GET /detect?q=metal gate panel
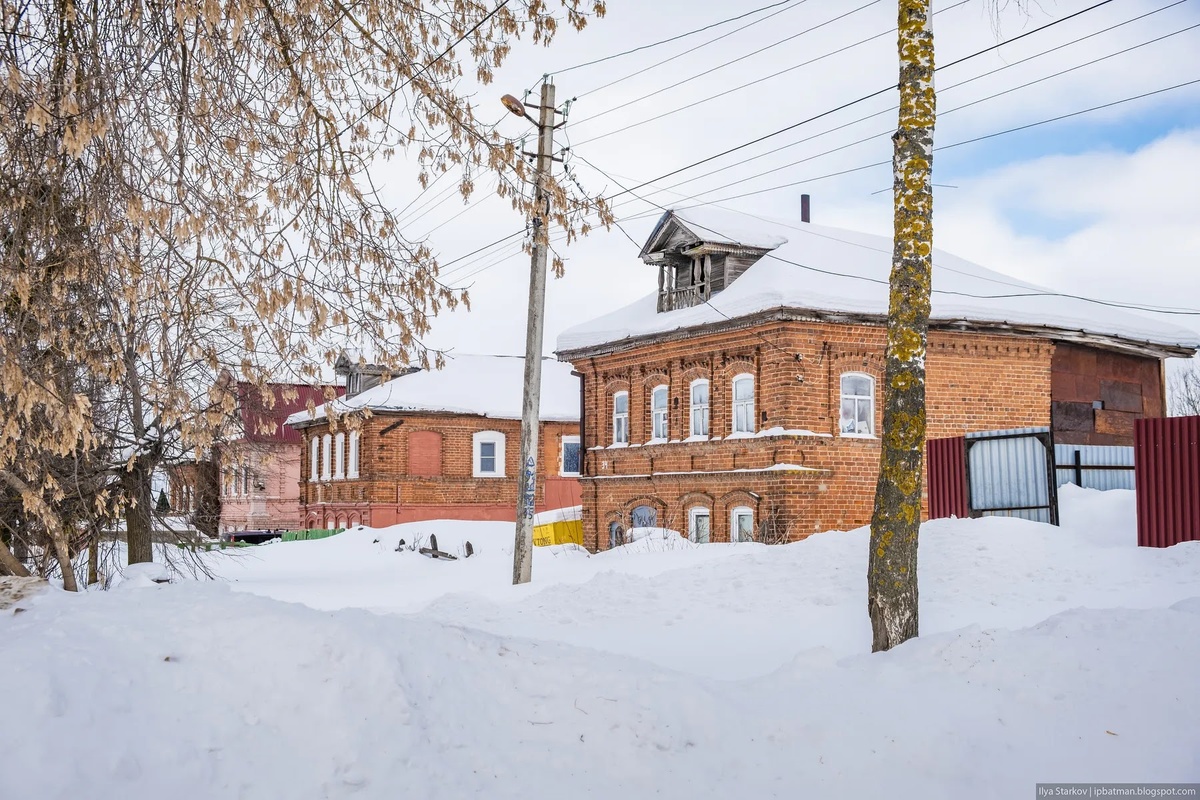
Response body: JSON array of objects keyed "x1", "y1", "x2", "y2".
[
  {"x1": 1134, "y1": 415, "x2": 1200, "y2": 548},
  {"x1": 965, "y1": 427, "x2": 1059, "y2": 525}
]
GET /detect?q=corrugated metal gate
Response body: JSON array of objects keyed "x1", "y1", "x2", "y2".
[
  {"x1": 927, "y1": 436, "x2": 968, "y2": 519},
  {"x1": 1134, "y1": 415, "x2": 1200, "y2": 548},
  {"x1": 928, "y1": 428, "x2": 1060, "y2": 523},
  {"x1": 965, "y1": 427, "x2": 1059, "y2": 524}
]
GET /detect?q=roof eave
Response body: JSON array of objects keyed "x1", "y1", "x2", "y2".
[{"x1": 557, "y1": 307, "x2": 1198, "y2": 362}]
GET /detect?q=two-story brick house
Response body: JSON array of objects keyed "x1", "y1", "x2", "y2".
[
  {"x1": 286, "y1": 354, "x2": 583, "y2": 528},
  {"x1": 556, "y1": 207, "x2": 1198, "y2": 550}
]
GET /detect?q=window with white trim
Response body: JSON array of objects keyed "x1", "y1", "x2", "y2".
[
  {"x1": 732, "y1": 374, "x2": 755, "y2": 434},
  {"x1": 731, "y1": 506, "x2": 754, "y2": 543},
  {"x1": 689, "y1": 507, "x2": 711, "y2": 544},
  {"x1": 334, "y1": 432, "x2": 345, "y2": 479},
  {"x1": 840, "y1": 372, "x2": 875, "y2": 436},
  {"x1": 560, "y1": 435, "x2": 581, "y2": 476},
  {"x1": 321, "y1": 433, "x2": 332, "y2": 480},
  {"x1": 473, "y1": 430, "x2": 506, "y2": 478},
  {"x1": 650, "y1": 385, "x2": 668, "y2": 440},
  {"x1": 612, "y1": 391, "x2": 629, "y2": 445},
  {"x1": 310, "y1": 438, "x2": 319, "y2": 481},
  {"x1": 347, "y1": 430, "x2": 360, "y2": 478},
  {"x1": 690, "y1": 379, "x2": 710, "y2": 437}
]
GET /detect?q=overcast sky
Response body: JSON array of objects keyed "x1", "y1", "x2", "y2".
[{"x1": 372, "y1": 0, "x2": 1200, "y2": 362}]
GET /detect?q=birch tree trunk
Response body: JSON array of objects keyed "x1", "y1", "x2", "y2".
[{"x1": 868, "y1": 0, "x2": 936, "y2": 653}]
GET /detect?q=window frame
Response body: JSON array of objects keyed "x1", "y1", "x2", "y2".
[
  {"x1": 472, "y1": 430, "x2": 506, "y2": 478},
  {"x1": 612, "y1": 391, "x2": 629, "y2": 445},
  {"x1": 334, "y1": 432, "x2": 345, "y2": 479},
  {"x1": 650, "y1": 384, "x2": 669, "y2": 441},
  {"x1": 732, "y1": 373, "x2": 755, "y2": 434},
  {"x1": 560, "y1": 434, "x2": 581, "y2": 477},
  {"x1": 347, "y1": 430, "x2": 360, "y2": 478},
  {"x1": 310, "y1": 438, "x2": 319, "y2": 481},
  {"x1": 321, "y1": 433, "x2": 332, "y2": 480},
  {"x1": 688, "y1": 507, "x2": 711, "y2": 544},
  {"x1": 689, "y1": 378, "x2": 710, "y2": 438},
  {"x1": 839, "y1": 372, "x2": 876, "y2": 438},
  {"x1": 730, "y1": 506, "x2": 754, "y2": 543}
]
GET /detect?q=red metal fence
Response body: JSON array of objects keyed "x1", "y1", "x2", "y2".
[
  {"x1": 1134, "y1": 416, "x2": 1200, "y2": 548},
  {"x1": 927, "y1": 436, "x2": 968, "y2": 520}
]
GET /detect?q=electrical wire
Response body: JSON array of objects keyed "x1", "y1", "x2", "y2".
[
  {"x1": 549, "y1": 0, "x2": 794, "y2": 75},
  {"x1": 570, "y1": 0, "x2": 882, "y2": 129}
]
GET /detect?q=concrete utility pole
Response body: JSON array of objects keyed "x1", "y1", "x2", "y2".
[{"x1": 509, "y1": 79, "x2": 558, "y2": 585}]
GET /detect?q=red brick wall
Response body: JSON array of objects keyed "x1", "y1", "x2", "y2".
[
  {"x1": 567, "y1": 319, "x2": 1056, "y2": 549},
  {"x1": 296, "y1": 414, "x2": 581, "y2": 528}
]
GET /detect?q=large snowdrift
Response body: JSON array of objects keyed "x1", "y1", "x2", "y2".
[{"x1": 2, "y1": 486, "x2": 1197, "y2": 799}]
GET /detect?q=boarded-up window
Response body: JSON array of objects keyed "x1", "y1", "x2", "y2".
[{"x1": 408, "y1": 431, "x2": 443, "y2": 477}]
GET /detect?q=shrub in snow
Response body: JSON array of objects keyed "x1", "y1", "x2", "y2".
[{"x1": 114, "y1": 562, "x2": 173, "y2": 589}]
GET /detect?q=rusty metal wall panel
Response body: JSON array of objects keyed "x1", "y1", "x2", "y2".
[
  {"x1": 1135, "y1": 416, "x2": 1200, "y2": 548},
  {"x1": 927, "y1": 436, "x2": 968, "y2": 519},
  {"x1": 1054, "y1": 444, "x2": 1135, "y2": 491}
]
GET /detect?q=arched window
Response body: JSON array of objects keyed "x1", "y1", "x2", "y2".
[
  {"x1": 650, "y1": 385, "x2": 668, "y2": 441},
  {"x1": 732, "y1": 373, "x2": 755, "y2": 434},
  {"x1": 473, "y1": 430, "x2": 506, "y2": 478},
  {"x1": 731, "y1": 506, "x2": 754, "y2": 543},
  {"x1": 334, "y1": 432, "x2": 345, "y2": 479},
  {"x1": 608, "y1": 521, "x2": 625, "y2": 549},
  {"x1": 321, "y1": 433, "x2": 332, "y2": 480},
  {"x1": 612, "y1": 391, "x2": 629, "y2": 445},
  {"x1": 310, "y1": 438, "x2": 319, "y2": 481},
  {"x1": 631, "y1": 504, "x2": 657, "y2": 529},
  {"x1": 689, "y1": 507, "x2": 711, "y2": 544},
  {"x1": 347, "y1": 430, "x2": 360, "y2": 478},
  {"x1": 840, "y1": 373, "x2": 875, "y2": 436},
  {"x1": 690, "y1": 379, "x2": 710, "y2": 437}
]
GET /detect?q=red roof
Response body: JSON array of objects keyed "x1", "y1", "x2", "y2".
[{"x1": 237, "y1": 382, "x2": 342, "y2": 444}]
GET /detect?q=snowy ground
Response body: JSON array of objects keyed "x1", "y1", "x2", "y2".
[{"x1": 3, "y1": 485, "x2": 1198, "y2": 798}]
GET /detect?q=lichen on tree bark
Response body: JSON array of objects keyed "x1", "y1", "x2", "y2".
[{"x1": 868, "y1": 0, "x2": 935, "y2": 653}]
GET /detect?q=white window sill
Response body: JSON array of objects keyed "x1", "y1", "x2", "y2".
[
  {"x1": 725, "y1": 431, "x2": 756, "y2": 440},
  {"x1": 644, "y1": 438, "x2": 669, "y2": 446},
  {"x1": 607, "y1": 442, "x2": 629, "y2": 449},
  {"x1": 840, "y1": 433, "x2": 877, "y2": 440},
  {"x1": 560, "y1": 472, "x2": 581, "y2": 478},
  {"x1": 683, "y1": 434, "x2": 710, "y2": 442}
]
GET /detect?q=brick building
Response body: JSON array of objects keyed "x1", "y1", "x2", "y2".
[
  {"x1": 217, "y1": 381, "x2": 335, "y2": 534},
  {"x1": 556, "y1": 207, "x2": 1198, "y2": 551},
  {"x1": 286, "y1": 354, "x2": 583, "y2": 529}
]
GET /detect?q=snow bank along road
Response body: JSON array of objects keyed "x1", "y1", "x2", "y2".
[{"x1": 2, "y1": 486, "x2": 1198, "y2": 798}]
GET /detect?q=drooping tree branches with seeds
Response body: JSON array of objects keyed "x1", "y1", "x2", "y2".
[{"x1": 1, "y1": 0, "x2": 610, "y2": 579}]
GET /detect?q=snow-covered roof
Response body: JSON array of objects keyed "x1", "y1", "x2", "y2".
[
  {"x1": 641, "y1": 205, "x2": 788, "y2": 254},
  {"x1": 560, "y1": 209, "x2": 1200, "y2": 357},
  {"x1": 286, "y1": 354, "x2": 580, "y2": 426}
]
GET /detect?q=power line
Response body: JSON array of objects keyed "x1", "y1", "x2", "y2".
[
  {"x1": 591, "y1": 0, "x2": 1188, "y2": 197},
  {"x1": 633, "y1": 19, "x2": 1200, "y2": 207},
  {"x1": 573, "y1": 0, "x2": 972, "y2": 148},
  {"x1": 598, "y1": 0, "x2": 1120, "y2": 203},
  {"x1": 571, "y1": 2, "x2": 805, "y2": 101},
  {"x1": 550, "y1": 0, "x2": 794, "y2": 75},
  {"x1": 570, "y1": 0, "x2": 882, "y2": 129}
]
